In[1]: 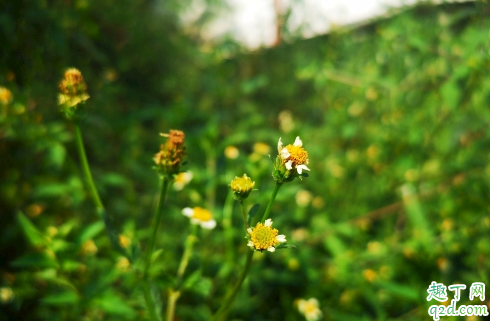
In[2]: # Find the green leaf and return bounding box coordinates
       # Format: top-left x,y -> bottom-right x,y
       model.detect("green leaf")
42,291 -> 79,305
93,293 -> 136,317
33,183 -> 71,198
78,221 -> 105,244
11,252 -> 58,269
190,277 -> 212,297
182,270 -> 202,290
36,269 -> 78,292
440,80 -> 461,110
47,143 -> 66,169
16,211 -> 48,247
377,281 -> 420,301
151,249 -> 163,263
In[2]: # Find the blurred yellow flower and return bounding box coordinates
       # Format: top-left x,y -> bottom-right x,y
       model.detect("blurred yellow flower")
247,219 -> 286,252
26,204 -> 44,218
182,207 -> 216,229
295,189 -> 312,207
296,298 -> 322,321
0,287 -> 14,303
173,171 -> 193,191
363,269 -> 377,283
253,142 -> 270,155
116,257 -> 131,272
118,235 -> 132,249
46,226 -> 58,237
81,240 -> 97,256
278,110 -> 295,133
224,146 -> 239,159
0,87 -> 12,105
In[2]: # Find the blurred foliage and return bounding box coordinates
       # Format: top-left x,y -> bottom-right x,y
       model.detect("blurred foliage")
1,0 -> 490,320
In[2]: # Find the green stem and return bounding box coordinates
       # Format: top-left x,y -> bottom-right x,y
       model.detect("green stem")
239,200 -> 249,230
166,225 -> 197,321
74,123 -> 127,258
144,177 -> 171,277
142,176 -> 171,321
209,250 -> 254,321
260,182 -> 282,222
74,124 -> 104,210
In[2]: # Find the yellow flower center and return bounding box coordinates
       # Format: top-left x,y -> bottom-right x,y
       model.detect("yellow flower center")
192,207 -> 213,222
285,144 -> 308,165
250,223 -> 279,250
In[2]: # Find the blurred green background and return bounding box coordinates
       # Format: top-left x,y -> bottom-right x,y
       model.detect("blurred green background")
1,0 -> 490,320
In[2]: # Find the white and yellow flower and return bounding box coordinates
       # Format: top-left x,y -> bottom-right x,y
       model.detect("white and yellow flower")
182,207 -> 216,229
247,219 -> 286,252
296,298 -> 323,321
278,136 -> 310,174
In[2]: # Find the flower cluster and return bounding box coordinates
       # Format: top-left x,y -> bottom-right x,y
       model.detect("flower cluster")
247,219 -> 286,252
273,136 -> 310,183
58,68 -> 90,118
154,130 -> 186,177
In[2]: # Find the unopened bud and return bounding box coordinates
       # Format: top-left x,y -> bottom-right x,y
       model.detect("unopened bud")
230,174 -> 255,201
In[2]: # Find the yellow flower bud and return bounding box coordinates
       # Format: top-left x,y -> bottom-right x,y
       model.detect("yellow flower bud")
230,174 -> 255,201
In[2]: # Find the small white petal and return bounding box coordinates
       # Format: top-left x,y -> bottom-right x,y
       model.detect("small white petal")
285,160 -> 293,170
277,137 -> 283,153
247,228 -> 253,235
264,218 -> 273,227
182,207 -> 194,217
267,246 -> 276,252
200,219 -> 216,229
276,234 -> 287,243
280,147 -> 290,160
296,164 -> 310,174
293,136 -> 303,147
247,241 -> 255,248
